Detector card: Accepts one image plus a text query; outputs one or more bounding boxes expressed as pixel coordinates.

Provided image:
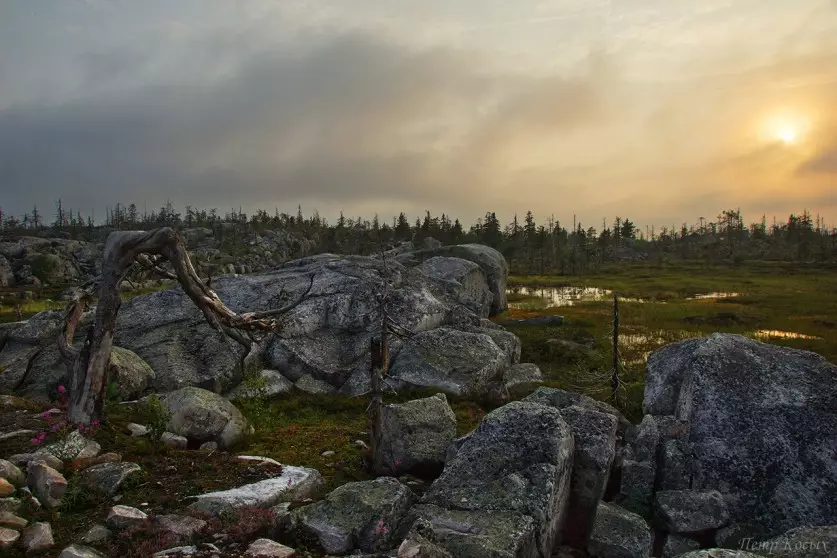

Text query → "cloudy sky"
[2,0,836,228]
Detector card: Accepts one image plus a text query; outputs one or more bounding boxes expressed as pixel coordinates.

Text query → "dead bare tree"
[58,227,313,424]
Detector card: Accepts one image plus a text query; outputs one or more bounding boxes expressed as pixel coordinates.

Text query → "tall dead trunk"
[59,227,312,425]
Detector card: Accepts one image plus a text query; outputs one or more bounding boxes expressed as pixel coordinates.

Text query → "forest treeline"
[1,201,835,274]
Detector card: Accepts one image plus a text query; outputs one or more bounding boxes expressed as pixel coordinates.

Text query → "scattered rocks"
[587,502,652,558]
[159,386,251,449]
[21,521,54,553]
[79,462,142,497]
[292,477,416,554]
[655,489,730,533]
[189,465,323,516]
[26,462,67,508]
[245,538,297,557]
[106,505,149,531]
[380,394,457,476]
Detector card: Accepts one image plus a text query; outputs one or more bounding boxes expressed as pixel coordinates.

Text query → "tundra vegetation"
[0,205,835,557]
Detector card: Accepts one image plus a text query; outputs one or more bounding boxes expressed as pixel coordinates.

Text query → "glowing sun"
[777,127,797,144]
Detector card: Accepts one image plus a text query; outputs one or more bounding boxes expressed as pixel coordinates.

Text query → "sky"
[1,0,836,229]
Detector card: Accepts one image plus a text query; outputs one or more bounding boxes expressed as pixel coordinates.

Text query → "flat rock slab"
[22,521,54,553]
[153,514,208,543]
[246,538,296,557]
[188,465,323,516]
[0,526,20,549]
[58,544,108,557]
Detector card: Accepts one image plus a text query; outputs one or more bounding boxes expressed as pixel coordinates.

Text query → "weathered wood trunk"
[59,227,311,425]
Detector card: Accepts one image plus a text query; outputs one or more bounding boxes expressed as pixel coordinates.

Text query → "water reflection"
[508,286,614,308]
[751,330,821,340]
[687,292,740,300]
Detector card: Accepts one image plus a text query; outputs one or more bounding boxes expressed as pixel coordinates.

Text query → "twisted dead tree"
[58,227,313,424]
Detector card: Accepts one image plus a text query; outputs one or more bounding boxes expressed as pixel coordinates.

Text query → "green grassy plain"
[505,260,837,420]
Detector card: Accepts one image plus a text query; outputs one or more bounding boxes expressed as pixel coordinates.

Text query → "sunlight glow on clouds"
[0,0,836,226]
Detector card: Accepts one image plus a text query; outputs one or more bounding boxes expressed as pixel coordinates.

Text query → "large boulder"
[1,246,514,400]
[108,347,156,401]
[158,387,250,449]
[395,244,509,315]
[644,333,837,536]
[421,401,575,557]
[389,327,510,396]
[416,257,493,318]
[380,394,457,476]
[558,406,618,548]
[291,477,416,555]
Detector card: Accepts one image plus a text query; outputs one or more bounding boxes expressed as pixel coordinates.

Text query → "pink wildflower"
[57,385,66,394]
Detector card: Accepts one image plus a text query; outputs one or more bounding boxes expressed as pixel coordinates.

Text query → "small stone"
[0,459,25,487]
[246,538,296,557]
[106,505,148,531]
[0,478,14,497]
[0,497,22,513]
[0,511,27,530]
[21,521,54,552]
[0,526,20,549]
[321,450,335,457]
[79,462,142,497]
[161,432,188,449]
[26,462,67,508]
[80,524,112,544]
[353,439,370,450]
[153,514,208,542]
[76,440,102,460]
[10,453,63,471]
[58,544,106,558]
[200,442,218,451]
[127,423,149,437]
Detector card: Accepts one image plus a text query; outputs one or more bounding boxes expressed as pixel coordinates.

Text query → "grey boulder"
[655,489,730,533]
[421,401,575,557]
[380,394,457,476]
[587,502,652,558]
[644,333,837,536]
[159,386,250,449]
[292,477,416,554]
